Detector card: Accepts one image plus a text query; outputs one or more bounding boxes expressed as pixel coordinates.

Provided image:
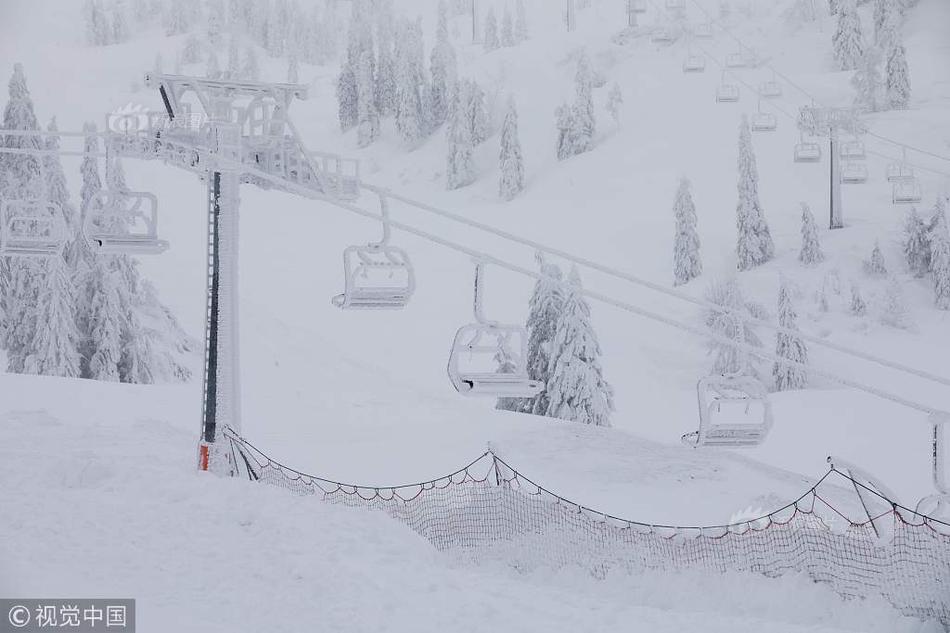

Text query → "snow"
[1,0,950,629]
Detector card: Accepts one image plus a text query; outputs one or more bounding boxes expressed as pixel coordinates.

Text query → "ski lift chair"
[794,134,822,163]
[332,194,415,310]
[682,53,706,73]
[85,189,169,255]
[839,139,866,160]
[758,80,782,98]
[665,0,685,9]
[682,374,774,447]
[915,413,950,520]
[887,148,915,182]
[892,179,922,204]
[629,0,647,14]
[652,26,674,43]
[751,102,777,132]
[446,262,543,398]
[693,22,713,38]
[725,52,749,69]
[840,161,869,184]
[716,73,740,102]
[0,199,67,258]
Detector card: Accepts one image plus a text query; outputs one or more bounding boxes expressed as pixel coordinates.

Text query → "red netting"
[223,427,950,626]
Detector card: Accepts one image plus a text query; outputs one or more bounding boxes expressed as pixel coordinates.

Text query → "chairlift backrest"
[683,374,774,447]
[840,161,868,184]
[716,80,740,103]
[751,111,777,132]
[759,80,782,98]
[0,199,67,258]
[794,139,822,163]
[85,189,168,255]
[892,179,922,204]
[839,140,865,160]
[683,54,706,73]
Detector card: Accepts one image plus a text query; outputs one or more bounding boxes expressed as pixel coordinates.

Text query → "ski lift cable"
[683,0,950,167]
[214,152,941,416]
[3,130,950,388]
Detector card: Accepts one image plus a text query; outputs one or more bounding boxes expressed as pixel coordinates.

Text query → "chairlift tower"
[798,106,865,230]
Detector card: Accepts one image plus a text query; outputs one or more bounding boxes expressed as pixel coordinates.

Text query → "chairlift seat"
[682,375,774,448]
[840,162,869,184]
[751,112,777,132]
[892,179,922,204]
[716,83,740,102]
[447,322,540,398]
[886,163,914,182]
[758,80,782,98]
[794,142,822,162]
[630,0,647,14]
[85,189,168,256]
[652,27,673,43]
[725,53,749,68]
[694,22,713,38]
[0,200,67,258]
[839,141,866,160]
[683,55,706,73]
[332,244,415,310]
[665,0,685,8]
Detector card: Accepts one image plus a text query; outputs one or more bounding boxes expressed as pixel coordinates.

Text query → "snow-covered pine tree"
[773,278,808,391]
[880,275,911,327]
[0,63,45,373]
[833,0,864,71]
[83,0,111,46]
[704,278,763,376]
[903,207,930,277]
[429,0,457,129]
[515,0,529,42]
[851,47,884,112]
[508,254,565,416]
[864,240,888,275]
[885,42,911,110]
[606,82,623,126]
[43,118,79,256]
[287,55,299,84]
[112,0,131,44]
[736,115,774,270]
[501,8,515,47]
[799,202,825,264]
[498,96,525,201]
[555,103,573,160]
[446,83,476,189]
[23,256,81,378]
[873,0,900,47]
[356,50,379,148]
[569,51,596,155]
[545,267,614,427]
[375,9,398,117]
[242,46,260,81]
[86,261,124,381]
[673,177,702,286]
[394,19,426,146]
[337,27,360,131]
[483,8,500,52]
[850,282,868,315]
[206,0,223,47]
[930,211,950,310]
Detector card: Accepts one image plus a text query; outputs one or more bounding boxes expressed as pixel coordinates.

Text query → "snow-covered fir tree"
[515,0,529,42]
[873,0,900,47]
[498,96,525,201]
[545,267,614,427]
[773,278,808,391]
[206,0,223,47]
[503,254,564,415]
[242,46,260,81]
[799,202,825,265]
[864,240,888,275]
[673,177,702,286]
[483,8,500,52]
[181,34,203,65]
[930,211,950,310]
[501,8,515,47]
[112,0,131,44]
[446,83,476,189]
[850,282,868,315]
[880,276,911,328]
[375,9,398,117]
[287,55,299,84]
[356,49,379,148]
[337,27,360,131]
[84,0,112,46]
[429,0,457,129]
[903,207,930,277]
[833,0,864,71]
[86,261,124,381]
[606,83,623,126]
[23,256,81,378]
[704,278,764,377]
[885,43,911,110]
[851,47,884,112]
[569,51,596,155]
[394,19,427,146]
[736,115,774,270]
[555,103,573,160]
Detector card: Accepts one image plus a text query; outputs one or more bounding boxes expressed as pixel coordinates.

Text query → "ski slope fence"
[223,427,950,626]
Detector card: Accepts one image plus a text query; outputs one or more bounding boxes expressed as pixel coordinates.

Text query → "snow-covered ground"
[1,0,949,630]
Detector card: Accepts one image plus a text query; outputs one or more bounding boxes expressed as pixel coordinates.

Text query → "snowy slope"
[1,0,950,629]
